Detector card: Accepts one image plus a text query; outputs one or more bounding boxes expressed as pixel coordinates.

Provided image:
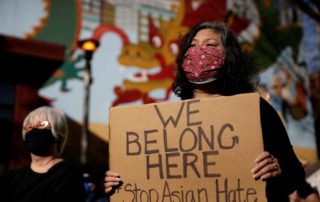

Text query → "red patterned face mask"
[182,46,225,84]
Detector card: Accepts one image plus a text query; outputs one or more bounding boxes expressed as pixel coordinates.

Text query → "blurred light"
[78,39,99,52]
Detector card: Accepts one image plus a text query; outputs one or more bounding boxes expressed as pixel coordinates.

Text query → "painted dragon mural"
[30,0,318,155]
[88,0,319,158]
[31,0,83,92]
[37,0,312,111]
[89,0,304,106]
[28,0,318,120]
[91,0,261,107]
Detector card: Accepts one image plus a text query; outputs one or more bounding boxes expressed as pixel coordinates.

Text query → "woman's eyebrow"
[192,38,218,42]
[204,38,218,42]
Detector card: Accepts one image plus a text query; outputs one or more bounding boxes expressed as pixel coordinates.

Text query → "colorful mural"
[0,0,319,161]
[260,47,316,148]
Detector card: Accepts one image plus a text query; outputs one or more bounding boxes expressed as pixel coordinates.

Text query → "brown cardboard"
[109,92,266,202]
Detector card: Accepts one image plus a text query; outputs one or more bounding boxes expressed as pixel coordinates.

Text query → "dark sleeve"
[260,98,306,199]
[0,168,20,201]
[48,162,86,202]
[0,172,9,200]
[296,180,318,198]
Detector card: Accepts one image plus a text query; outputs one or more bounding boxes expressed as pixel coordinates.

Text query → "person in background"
[0,106,86,202]
[104,21,308,201]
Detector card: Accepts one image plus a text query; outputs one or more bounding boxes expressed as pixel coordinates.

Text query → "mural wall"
[0,0,319,163]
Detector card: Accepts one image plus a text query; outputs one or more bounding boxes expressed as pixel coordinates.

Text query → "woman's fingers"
[104,187,112,193]
[106,170,120,177]
[104,177,121,186]
[104,171,121,193]
[251,152,273,173]
[104,181,120,193]
[260,163,281,180]
[251,151,281,180]
[253,162,281,180]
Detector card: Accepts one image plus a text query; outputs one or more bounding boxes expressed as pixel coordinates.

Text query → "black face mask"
[24,128,56,156]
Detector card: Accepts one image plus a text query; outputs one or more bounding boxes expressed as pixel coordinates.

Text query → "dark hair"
[172,21,259,100]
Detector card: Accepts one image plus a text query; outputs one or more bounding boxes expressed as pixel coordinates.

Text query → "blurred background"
[0,0,319,198]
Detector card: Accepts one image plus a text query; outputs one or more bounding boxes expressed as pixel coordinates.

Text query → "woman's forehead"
[27,114,49,123]
[194,29,219,38]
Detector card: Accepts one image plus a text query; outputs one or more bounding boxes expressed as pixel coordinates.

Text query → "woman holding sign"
[104,21,309,201]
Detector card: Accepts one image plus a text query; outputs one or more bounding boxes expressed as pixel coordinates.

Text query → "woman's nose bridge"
[194,41,206,46]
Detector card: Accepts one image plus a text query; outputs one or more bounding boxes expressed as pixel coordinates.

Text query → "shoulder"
[259,97,284,123]
[1,166,29,180]
[48,160,83,180]
[259,97,277,113]
[258,97,289,146]
[0,165,30,190]
[259,96,285,127]
[49,160,80,173]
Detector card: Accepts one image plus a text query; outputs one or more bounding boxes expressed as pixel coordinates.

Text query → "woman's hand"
[251,151,281,181]
[104,171,121,194]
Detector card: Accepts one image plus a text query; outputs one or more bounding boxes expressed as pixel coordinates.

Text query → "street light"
[78,38,99,164]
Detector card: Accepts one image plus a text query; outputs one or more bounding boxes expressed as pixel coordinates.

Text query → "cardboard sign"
[109,93,266,202]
